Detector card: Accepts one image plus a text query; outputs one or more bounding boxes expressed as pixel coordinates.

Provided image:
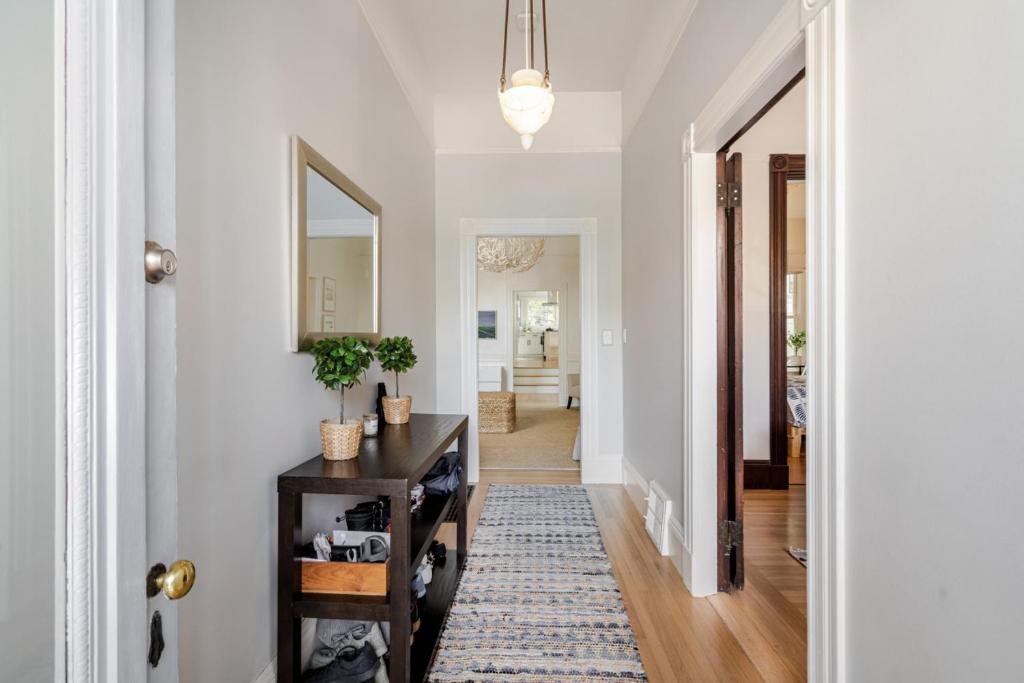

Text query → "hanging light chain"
[529,0,536,71]
[500,0,510,92]
[542,0,550,84]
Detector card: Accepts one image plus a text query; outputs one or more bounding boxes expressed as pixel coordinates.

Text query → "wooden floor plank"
[436,471,807,682]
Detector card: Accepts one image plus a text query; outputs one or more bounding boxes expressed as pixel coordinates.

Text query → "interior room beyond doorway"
[477,236,581,471]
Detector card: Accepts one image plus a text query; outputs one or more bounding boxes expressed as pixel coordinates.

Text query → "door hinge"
[718,520,743,553]
[717,182,742,208]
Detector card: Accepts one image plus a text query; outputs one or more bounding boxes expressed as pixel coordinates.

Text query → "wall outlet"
[602,329,613,346]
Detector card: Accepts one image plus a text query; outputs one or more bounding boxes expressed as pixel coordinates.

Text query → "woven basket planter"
[478,391,516,433]
[382,396,412,425]
[320,419,363,460]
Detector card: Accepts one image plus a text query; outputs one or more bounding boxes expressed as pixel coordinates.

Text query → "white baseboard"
[621,456,694,594]
[582,454,623,484]
[621,457,649,515]
[253,659,276,683]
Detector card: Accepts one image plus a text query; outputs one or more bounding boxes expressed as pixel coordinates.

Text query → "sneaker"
[302,643,379,683]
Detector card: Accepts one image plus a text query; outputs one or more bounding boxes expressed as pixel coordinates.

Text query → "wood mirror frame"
[291,136,382,351]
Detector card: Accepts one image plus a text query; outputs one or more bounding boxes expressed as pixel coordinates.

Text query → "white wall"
[477,237,581,384]
[435,153,623,478]
[0,1,57,679]
[843,1,1024,679]
[727,79,805,460]
[621,0,787,523]
[175,1,435,680]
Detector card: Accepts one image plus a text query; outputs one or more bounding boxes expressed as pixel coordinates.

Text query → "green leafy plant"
[788,330,807,355]
[375,336,417,396]
[311,336,374,421]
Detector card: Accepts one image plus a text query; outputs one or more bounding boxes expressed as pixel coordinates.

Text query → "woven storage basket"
[320,419,363,460]
[478,391,516,433]
[381,396,412,425]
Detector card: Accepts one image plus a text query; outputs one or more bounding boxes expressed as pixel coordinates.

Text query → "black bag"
[420,452,462,496]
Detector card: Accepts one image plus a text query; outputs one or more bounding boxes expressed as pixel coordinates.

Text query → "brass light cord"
[542,0,550,84]
[529,0,535,69]
[500,0,510,91]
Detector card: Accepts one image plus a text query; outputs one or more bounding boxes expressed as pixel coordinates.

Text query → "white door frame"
[507,287,567,403]
[680,0,845,681]
[460,218,598,482]
[64,0,150,680]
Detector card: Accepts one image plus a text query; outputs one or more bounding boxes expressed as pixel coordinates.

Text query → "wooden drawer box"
[301,558,390,596]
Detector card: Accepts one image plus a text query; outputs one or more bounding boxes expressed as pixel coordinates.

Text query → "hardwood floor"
[439,470,808,682]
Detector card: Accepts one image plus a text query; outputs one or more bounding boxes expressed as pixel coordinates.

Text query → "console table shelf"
[277,413,468,683]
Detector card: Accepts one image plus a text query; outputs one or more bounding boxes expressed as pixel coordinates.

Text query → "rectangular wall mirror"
[291,136,381,351]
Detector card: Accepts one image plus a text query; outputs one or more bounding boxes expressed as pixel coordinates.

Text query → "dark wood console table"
[277,413,469,683]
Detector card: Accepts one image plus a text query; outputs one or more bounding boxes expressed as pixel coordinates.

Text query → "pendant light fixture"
[498,0,553,151]
[477,237,546,273]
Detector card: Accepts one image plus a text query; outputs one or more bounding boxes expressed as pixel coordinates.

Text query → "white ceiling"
[358,0,698,145]
[404,0,656,94]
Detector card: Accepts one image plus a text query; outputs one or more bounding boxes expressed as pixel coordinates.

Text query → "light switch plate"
[602,329,613,346]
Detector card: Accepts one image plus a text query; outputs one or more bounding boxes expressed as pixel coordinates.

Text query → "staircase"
[513,366,559,394]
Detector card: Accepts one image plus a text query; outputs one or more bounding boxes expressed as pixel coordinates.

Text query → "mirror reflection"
[305,166,376,335]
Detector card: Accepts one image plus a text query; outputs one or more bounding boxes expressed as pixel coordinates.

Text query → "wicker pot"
[320,419,363,460]
[382,395,412,425]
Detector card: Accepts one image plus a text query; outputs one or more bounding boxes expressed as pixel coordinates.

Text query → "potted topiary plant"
[375,336,417,424]
[788,330,807,364]
[311,336,374,460]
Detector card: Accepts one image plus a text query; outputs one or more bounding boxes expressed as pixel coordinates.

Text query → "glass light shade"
[499,68,554,150]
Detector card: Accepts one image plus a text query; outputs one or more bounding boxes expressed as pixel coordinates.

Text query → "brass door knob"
[147,560,196,600]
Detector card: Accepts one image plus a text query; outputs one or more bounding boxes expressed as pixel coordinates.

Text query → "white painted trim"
[691,0,805,155]
[253,659,277,683]
[679,146,719,598]
[805,2,845,680]
[621,456,649,515]
[680,0,844,677]
[65,0,149,680]
[621,457,691,589]
[460,218,603,483]
[307,218,375,238]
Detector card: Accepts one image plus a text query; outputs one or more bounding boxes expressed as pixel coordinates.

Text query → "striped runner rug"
[428,485,647,681]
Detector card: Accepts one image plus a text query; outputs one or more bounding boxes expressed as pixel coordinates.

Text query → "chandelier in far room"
[477,237,546,273]
[497,0,554,150]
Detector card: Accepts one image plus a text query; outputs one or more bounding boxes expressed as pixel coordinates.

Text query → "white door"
[144,0,184,680]
[2,0,187,680]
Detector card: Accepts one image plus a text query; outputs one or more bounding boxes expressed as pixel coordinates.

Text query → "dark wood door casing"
[759,154,806,490]
[717,152,745,591]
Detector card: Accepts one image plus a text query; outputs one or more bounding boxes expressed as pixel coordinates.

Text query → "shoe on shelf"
[302,643,379,683]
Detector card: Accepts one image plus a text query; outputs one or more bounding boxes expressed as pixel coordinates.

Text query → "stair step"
[513,368,559,377]
[514,376,559,386]
[514,385,559,394]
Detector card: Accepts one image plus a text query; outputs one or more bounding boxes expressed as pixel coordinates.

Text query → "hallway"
[479,396,580,470]
[442,471,807,682]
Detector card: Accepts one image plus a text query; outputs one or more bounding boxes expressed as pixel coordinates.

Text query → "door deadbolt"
[145,241,178,283]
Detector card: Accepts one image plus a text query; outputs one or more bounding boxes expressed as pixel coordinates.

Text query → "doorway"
[477,240,581,472]
[459,218,598,484]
